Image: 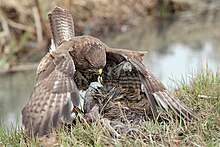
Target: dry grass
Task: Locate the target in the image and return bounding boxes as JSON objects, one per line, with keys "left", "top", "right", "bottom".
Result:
{"left": 0, "top": 68, "right": 219, "bottom": 146}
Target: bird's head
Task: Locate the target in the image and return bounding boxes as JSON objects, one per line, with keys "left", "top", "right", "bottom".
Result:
{"left": 82, "top": 40, "right": 106, "bottom": 83}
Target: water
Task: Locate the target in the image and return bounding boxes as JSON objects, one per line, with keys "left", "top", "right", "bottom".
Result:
{"left": 104, "top": 17, "right": 220, "bottom": 86}
{"left": 0, "top": 71, "right": 35, "bottom": 129}
{"left": 0, "top": 15, "right": 220, "bottom": 129}
{"left": 144, "top": 41, "right": 219, "bottom": 86}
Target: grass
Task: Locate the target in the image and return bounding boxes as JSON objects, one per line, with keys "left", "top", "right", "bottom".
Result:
{"left": 0, "top": 68, "right": 219, "bottom": 146}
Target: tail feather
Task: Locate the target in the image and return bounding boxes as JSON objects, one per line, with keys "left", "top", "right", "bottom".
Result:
{"left": 48, "top": 6, "right": 75, "bottom": 47}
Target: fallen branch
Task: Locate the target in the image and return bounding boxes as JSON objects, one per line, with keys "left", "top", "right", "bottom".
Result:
{"left": 0, "top": 63, "right": 38, "bottom": 73}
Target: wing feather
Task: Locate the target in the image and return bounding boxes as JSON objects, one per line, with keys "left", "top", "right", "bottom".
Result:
{"left": 36, "top": 53, "right": 55, "bottom": 82}
{"left": 130, "top": 57, "right": 195, "bottom": 121}
{"left": 48, "top": 6, "right": 75, "bottom": 48}
{"left": 22, "top": 50, "right": 79, "bottom": 136}
{"left": 106, "top": 48, "right": 195, "bottom": 121}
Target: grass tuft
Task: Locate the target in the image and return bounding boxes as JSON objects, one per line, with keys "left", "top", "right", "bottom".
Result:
{"left": 0, "top": 68, "right": 220, "bottom": 146}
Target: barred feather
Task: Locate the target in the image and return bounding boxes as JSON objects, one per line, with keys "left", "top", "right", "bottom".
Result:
{"left": 22, "top": 49, "right": 80, "bottom": 136}
{"left": 103, "top": 48, "right": 196, "bottom": 121}
{"left": 48, "top": 6, "right": 75, "bottom": 47}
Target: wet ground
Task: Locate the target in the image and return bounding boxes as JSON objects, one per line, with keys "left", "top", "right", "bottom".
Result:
{"left": 0, "top": 10, "right": 220, "bottom": 129}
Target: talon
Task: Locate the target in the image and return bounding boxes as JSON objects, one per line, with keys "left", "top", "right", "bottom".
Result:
{"left": 72, "top": 106, "right": 80, "bottom": 116}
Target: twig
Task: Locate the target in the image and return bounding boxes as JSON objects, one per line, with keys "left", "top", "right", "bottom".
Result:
{"left": 34, "top": 0, "right": 51, "bottom": 40}
{"left": 7, "top": 19, "right": 35, "bottom": 33}
{"left": 33, "top": 6, "right": 43, "bottom": 43}
{"left": 198, "top": 95, "right": 218, "bottom": 99}
{"left": 0, "top": 63, "right": 38, "bottom": 73}
{"left": 1, "top": 18, "right": 10, "bottom": 38}
{"left": 100, "top": 87, "right": 117, "bottom": 114}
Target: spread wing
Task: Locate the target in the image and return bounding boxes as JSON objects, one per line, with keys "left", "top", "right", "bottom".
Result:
{"left": 48, "top": 6, "right": 75, "bottom": 48}
{"left": 105, "top": 48, "right": 195, "bottom": 121}
{"left": 22, "top": 50, "right": 80, "bottom": 136}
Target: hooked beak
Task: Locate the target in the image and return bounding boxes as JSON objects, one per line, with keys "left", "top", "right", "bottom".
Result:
{"left": 97, "top": 68, "right": 103, "bottom": 84}
{"left": 98, "top": 68, "right": 103, "bottom": 75}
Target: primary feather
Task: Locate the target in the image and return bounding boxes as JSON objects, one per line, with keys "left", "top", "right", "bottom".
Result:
{"left": 106, "top": 48, "right": 195, "bottom": 121}
{"left": 22, "top": 48, "right": 80, "bottom": 136}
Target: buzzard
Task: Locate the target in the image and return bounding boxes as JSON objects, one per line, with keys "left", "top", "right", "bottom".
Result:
{"left": 22, "top": 6, "right": 195, "bottom": 137}
{"left": 22, "top": 7, "right": 106, "bottom": 136}
{"left": 84, "top": 47, "right": 195, "bottom": 124}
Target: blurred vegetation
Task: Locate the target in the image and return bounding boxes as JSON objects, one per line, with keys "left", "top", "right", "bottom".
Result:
{"left": 0, "top": 68, "right": 219, "bottom": 146}
{"left": 0, "top": 0, "right": 191, "bottom": 69}
{"left": 0, "top": 1, "right": 219, "bottom": 146}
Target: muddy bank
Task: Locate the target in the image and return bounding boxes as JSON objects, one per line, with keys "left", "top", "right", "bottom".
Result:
{"left": 0, "top": 0, "right": 219, "bottom": 68}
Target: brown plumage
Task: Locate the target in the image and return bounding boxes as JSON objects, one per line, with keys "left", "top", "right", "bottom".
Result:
{"left": 22, "top": 6, "right": 195, "bottom": 137}
{"left": 49, "top": 7, "right": 106, "bottom": 89}
{"left": 50, "top": 6, "right": 195, "bottom": 122}
{"left": 70, "top": 36, "right": 107, "bottom": 89}
{"left": 22, "top": 7, "right": 106, "bottom": 136}
{"left": 84, "top": 47, "right": 196, "bottom": 123}
{"left": 48, "top": 6, "right": 75, "bottom": 47}
{"left": 22, "top": 43, "right": 80, "bottom": 136}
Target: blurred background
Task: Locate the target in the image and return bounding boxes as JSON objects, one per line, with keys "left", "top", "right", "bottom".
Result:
{"left": 0, "top": 0, "right": 220, "bottom": 129}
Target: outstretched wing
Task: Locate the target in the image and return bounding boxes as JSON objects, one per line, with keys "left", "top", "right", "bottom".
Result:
{"left": 22, "top": 50, "right": 80, "bottom": 136}
{"left": 105, "top": 48, "right": 195, "bottom": 121}
{"left": 48, "top": 6, "right": 75, "bottom": 48}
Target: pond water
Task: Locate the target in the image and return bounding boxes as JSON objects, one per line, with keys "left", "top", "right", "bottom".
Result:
{"left": 0, "top": 71, "right": 35, "bottom": 130}
{"left": 0, "top": 14, "right": 220, "bottom": 129}
{"left": 104, "top": 16, "right": 220, "bottom": 86}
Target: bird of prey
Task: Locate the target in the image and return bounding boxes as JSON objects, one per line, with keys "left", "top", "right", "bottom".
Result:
{"left": 22, "top": 6, "right": 195, "bottom": 137}
{"left": 21, "top": 41, "right": 80, "bottom": 136}
{"left": 84, "top": 48, "right": 195, "bottom": 124}
{"left": 48, "top": 7, "right": 106, "bottom": 90}
{"left": 22, "top": 7, "right": 106, "bottom": 136}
